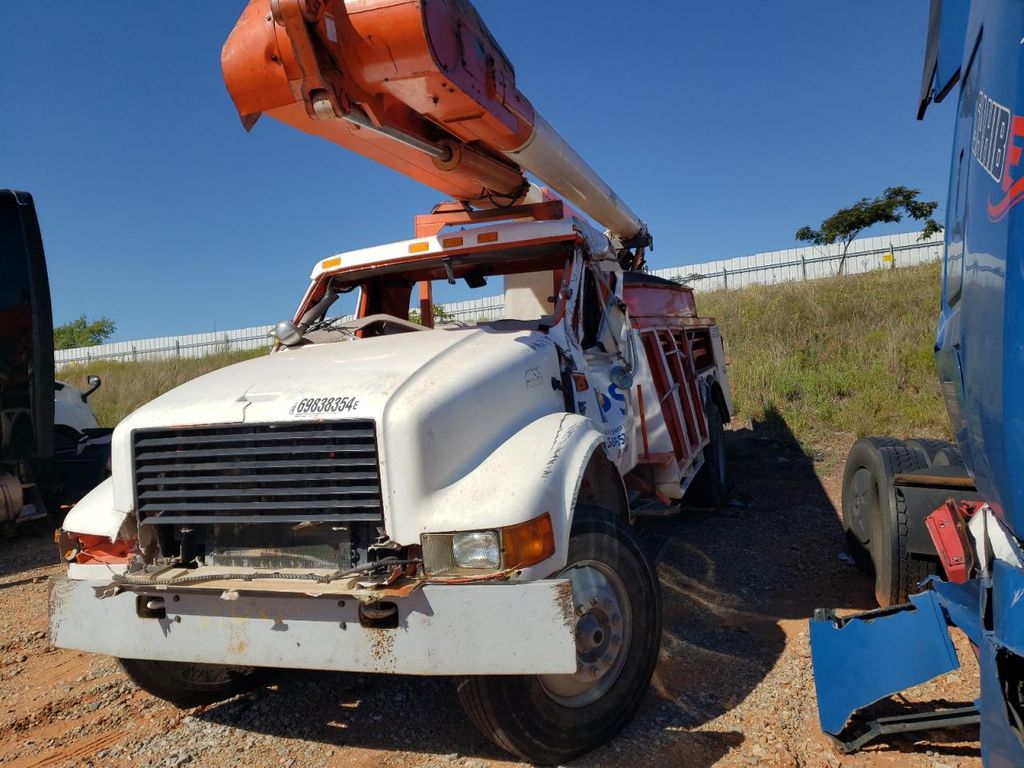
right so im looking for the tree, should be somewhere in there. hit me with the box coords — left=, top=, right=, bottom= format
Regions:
left=53, top=314, right=116, bottom=350
left=795, top=186, right=943, bottom=274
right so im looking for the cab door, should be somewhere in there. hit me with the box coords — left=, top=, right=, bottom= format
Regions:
left=571, top=260, right=638, bottom=473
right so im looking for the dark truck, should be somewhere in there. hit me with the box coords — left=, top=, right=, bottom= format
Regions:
left=1, top=189, right=108, bottom=532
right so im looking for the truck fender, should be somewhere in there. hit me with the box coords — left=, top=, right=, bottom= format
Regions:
left=414, top=412, right=618, bottom=580
left=62, top=478, right=134, bottom=541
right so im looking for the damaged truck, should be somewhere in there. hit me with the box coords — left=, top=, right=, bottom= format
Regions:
left=48, top=1, right=732, bottom=763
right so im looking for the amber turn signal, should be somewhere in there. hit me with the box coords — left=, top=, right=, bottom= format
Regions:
left=502, top=512, right=555, bottom=569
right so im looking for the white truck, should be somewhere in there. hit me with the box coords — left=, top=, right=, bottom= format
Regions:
left=49, top=1, right=733, bottom=763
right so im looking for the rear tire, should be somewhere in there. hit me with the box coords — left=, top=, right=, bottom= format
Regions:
left=117, top=658, right=268, bottom=708
left=456, top=506, right=661, bottom=764
left=841, top=438, right=937, bottom=607
left=904, top=437, right=964, bottom=469
left=688, top=399, right=728, bottom=507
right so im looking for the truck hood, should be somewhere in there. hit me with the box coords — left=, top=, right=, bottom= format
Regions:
left=109, top=326, right=565, bottom=523
left=117, top=328, right=493, bottom=427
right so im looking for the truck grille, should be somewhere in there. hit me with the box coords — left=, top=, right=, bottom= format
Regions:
left=131, top=421, right=383, bottom=526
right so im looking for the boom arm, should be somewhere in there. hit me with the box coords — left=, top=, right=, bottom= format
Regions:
left=222, top=0, right=648, bottom=245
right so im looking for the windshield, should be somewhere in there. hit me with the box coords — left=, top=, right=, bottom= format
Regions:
left=298, top=244, right=575, bottom=333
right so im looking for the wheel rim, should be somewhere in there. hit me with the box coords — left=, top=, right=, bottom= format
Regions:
left=847, top=466, right=876, bottom=545
left=538, top=560, right=632, bottom=708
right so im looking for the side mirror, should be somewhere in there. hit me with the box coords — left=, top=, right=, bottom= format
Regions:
left=610, top=363, right=634, bottom=390
left=272, top=320, right=304, bottom=347
left=84, top=374, right=102, bottom=400
left=605, top=298, right=629, bottom=341
left=606, top=299, right=638, bottom=375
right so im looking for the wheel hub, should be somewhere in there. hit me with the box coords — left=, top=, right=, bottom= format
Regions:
left=538, top=560, right=632, bottom=708
left=848, top=466, right=874, bottom=544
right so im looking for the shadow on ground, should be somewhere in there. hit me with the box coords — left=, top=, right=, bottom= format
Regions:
left=0, top=521, right=59, bottom=581
left=644, top=408, right=877, bottom=726
left=194, top=409, right=875, bottom=765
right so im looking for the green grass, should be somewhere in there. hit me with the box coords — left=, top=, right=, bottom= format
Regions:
left=60, top=263, right=951, bottom=450
left=698, top=261, right=950, bottom=446
left=60, top=349, right=265, bottom=427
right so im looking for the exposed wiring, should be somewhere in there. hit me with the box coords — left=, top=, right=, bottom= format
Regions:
left=112, top=558, right=423, bottom=587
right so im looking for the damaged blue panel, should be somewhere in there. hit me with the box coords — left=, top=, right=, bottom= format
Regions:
left=932, top=577, right=984, bottom=646
left=810, top=591, right=961, bottom=735
left=992, top=560, right=1024, bottom=655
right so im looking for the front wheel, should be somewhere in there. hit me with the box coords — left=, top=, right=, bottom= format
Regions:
left=117, top=658, right=268, bottom=708
left=456, top=506, right=661, bottom=765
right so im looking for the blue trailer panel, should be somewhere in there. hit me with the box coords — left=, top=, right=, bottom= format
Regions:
left=812, top=2, right=1024, bottom=765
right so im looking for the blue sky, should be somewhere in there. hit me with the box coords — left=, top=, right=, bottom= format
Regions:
left=2, top=2, right=955, bottom=340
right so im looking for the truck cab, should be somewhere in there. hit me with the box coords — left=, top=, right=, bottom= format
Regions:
left=50, top=202, right=731, bottom=764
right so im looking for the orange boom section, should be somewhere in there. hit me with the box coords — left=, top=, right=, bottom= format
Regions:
left=222, top=0, right=535, bottom=205
left=223, top=0, right=648, bottom=245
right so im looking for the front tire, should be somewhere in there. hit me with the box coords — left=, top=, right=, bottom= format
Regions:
left=117, top=658, right=267, bottom=708
left=456, top=506, right=661, bottom=764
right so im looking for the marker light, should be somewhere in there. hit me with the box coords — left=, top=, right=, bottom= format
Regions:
left=502, top=513, right=555, bottom=568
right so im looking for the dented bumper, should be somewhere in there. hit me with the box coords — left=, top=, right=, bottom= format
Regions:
left=49, top=575, right=577, bottom=675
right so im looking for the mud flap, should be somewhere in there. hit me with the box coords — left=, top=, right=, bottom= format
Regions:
left=810, top=591, right=960, bottom=736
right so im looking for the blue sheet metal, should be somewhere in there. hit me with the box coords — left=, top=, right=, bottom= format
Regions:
left=810, top=591, right=961, bottom=736
left=978, top=634, right=1024, bottom=768
left=992, top=560, right=1024, bottom=655
left=932, top=577, right=984, bottom=646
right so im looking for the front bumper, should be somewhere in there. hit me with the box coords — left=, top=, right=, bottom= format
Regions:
left=49, top=575, right=577, bottom=675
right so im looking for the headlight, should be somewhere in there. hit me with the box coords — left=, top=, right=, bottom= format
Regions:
left=420, top=513, right=556, bottom=576
left=452, top=531, right=500, bottom=569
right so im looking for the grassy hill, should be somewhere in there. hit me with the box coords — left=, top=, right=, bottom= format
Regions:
left=61, top=262, right=950, bottom=447
left=698, top=260, right=949, bottom=445
left=60, top=349, right=264, bottom=428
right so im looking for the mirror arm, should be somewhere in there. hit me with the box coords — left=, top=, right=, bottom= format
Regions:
left=83, top=376, right=102, bottom=400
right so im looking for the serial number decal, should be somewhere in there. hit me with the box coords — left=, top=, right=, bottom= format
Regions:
left=604, top=424, right=627, bottom=451
left=289, top=396, right=360, bottom=416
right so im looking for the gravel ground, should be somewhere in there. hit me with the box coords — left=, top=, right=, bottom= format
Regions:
left=0, top=424, right=982, bottom=768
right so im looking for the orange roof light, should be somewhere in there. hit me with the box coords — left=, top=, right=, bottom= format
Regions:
left=321, top=256, right=341, bottom=270
left=441, top=236, right=464, bottom=248
left=408, top=241, right=431, bottom=254
left=476, top=231, right=499, bottom=244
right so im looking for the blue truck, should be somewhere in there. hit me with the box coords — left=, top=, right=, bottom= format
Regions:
left=811, top=1, right=1024, bottom=764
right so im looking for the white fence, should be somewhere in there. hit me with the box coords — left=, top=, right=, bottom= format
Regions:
left=650, top=230, right=941, bottom=290
left=55, top=230, right=941, bottom=367
left=56, top=325, right=277, bottom=366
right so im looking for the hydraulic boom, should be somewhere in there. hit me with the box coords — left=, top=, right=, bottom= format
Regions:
left=222, top=0, right=649, bottom=247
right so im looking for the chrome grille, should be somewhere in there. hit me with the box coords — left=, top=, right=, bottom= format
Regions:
left=131, top=421, right=382, bottom=526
